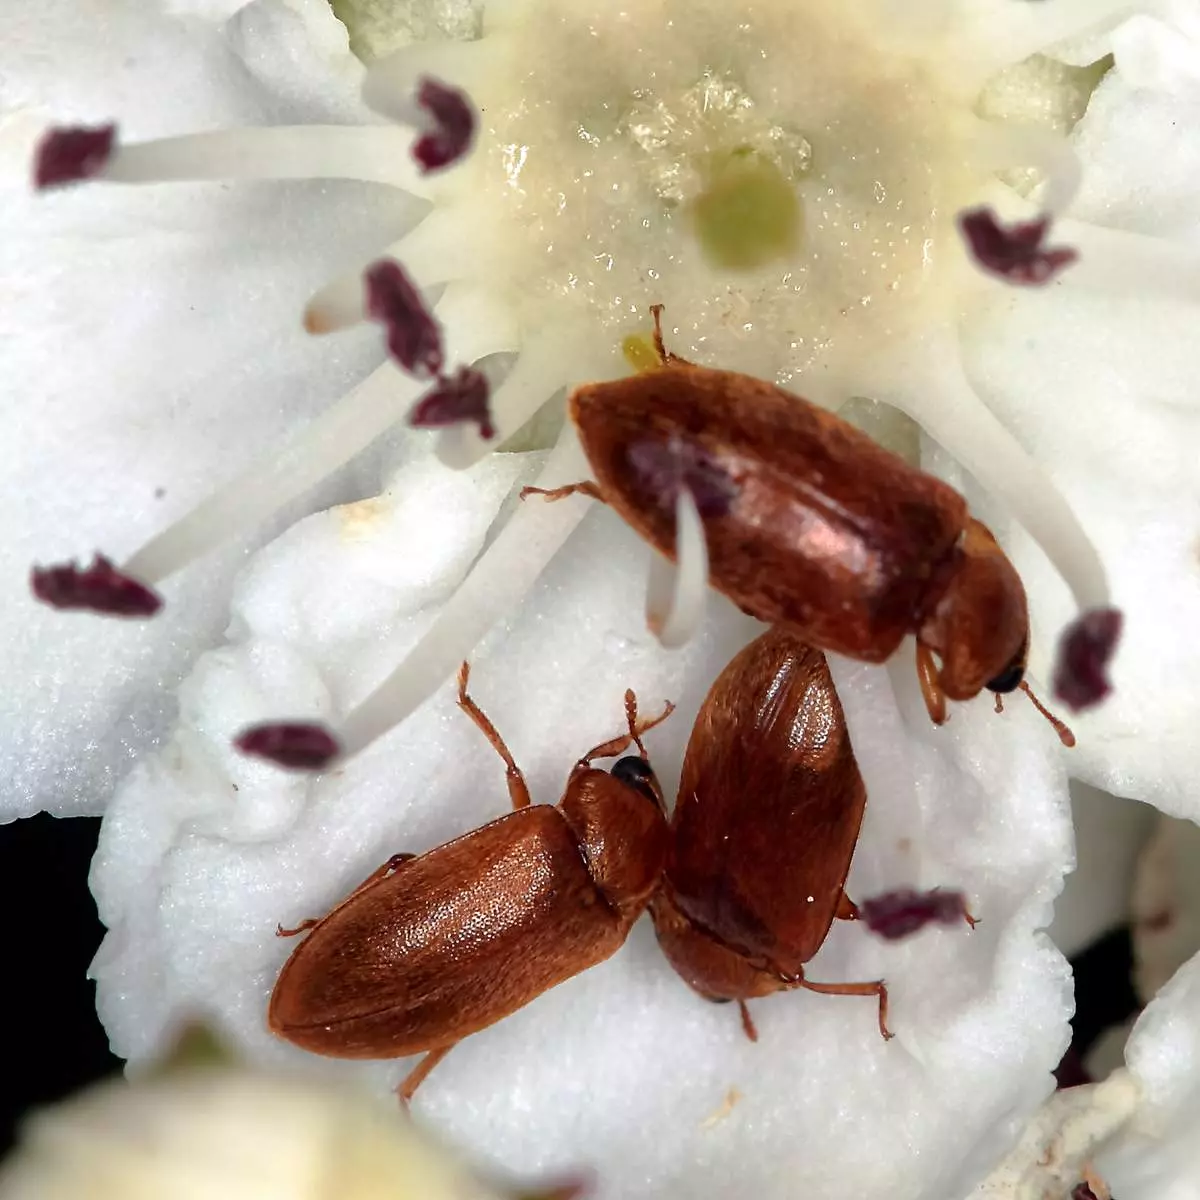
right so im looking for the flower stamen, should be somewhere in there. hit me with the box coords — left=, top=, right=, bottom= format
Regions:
left=859, top=888, right=977, bottom=939
left=958, top=207, right=1079, bottom=285
left=33, top=123, right=115, bottom=189
left=234, top=723, right=340, bottom=771
left=30, top=554, right=162, bottom=617
left=365, top=260, right=445, bottom=378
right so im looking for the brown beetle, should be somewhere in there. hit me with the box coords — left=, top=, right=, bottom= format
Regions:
left=527, top=308, right=1063, bottom=732
left=649, top=628, right=976, bottom=1042
left=268, top=663, right=673, bottom=1102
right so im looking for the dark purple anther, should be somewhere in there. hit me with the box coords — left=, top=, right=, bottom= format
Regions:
left=364, top=260, right=444, bottom=378
left=958, top=206, right=1078, bottom=285
left=627, top=437, right=739, bottom=519
left=408, top=366, right=494, bottom=439
left=412, top=77, right=477, bottom=173
left=234, top=723, right=340, bottom=771
left=1053, top=606, right=1123, bottom=711
left=34, top=123, right=117, bottom=190
left=859, top=888, right=975, bottom=941
left=31, top=553, right=162, bottom=617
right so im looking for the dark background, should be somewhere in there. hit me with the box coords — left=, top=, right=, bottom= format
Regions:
left=0, top=814, right=1138, bottom=1158
left=0, top=815, right=121, bottom=1156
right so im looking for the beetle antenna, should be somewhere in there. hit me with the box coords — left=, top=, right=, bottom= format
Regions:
left=1018, top=681, right=1076, bottom=748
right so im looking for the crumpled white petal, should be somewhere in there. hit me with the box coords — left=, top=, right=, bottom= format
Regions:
left=90, top=437, right=1073, bottom=1200
left=1101, top=949, right=1200, bottom=1199
left=0, top=0, right=416, bottom=818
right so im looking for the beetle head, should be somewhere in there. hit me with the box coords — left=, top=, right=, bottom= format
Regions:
left=611, top=754, right=666, bottom=812
left=919, top=518, right=1029, bottom=701
left=984, top=641, right=1028, bottom=695
left=561, top=763, right=670, bottom=920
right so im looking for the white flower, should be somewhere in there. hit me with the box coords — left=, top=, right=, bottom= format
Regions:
left=0, top=1051, right=547, bottom=1200
left=0, top=0, right=395, bottom=816
left=7, top=0, right=1200, bottom=1198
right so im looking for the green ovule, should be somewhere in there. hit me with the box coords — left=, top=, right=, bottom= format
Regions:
left=148, top=1020, right=238, bottom=1077
left=691, top=148, right=802, bottom=271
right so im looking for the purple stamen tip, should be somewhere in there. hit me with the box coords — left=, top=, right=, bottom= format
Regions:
left=627, top=437, right=739, bottom=519
left=364, top=259, right=444, bottom=378
left=859, top=888, right=972, bottom=941
left=1053, top=606, right=1123, bottom=711
left=958, top=206, right=1078, bottom=286
left=30, top=553, right=162, bottom=617
left=34, top=123, right=117, bottom=190
left=234, top=723, right=340, bottom=771
left=413, top=77, right=477, bottom=174
left=408, top=366, right=494, bottom=439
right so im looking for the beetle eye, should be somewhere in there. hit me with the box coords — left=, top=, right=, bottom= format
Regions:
left=611, top=755, right=661, bottom=806
left=986, top=662, right=1024, bottom=694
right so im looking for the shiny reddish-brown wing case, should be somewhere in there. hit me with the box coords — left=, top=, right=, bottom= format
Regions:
left=664, top=629, right=867, bottom=975
left=571, top=366, right=967, bottom=660
left=269, top=806, right=630, bottom=1057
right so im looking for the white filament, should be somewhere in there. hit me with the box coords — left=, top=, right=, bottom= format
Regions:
left=435, top=332, right=582, bottom=469
left=865, top=336, right=1111, bottom=613
left=303, top=208, right=478, bottom=336
left=972, top=120, right=1083, bottom=217
left=335, top=427, right=592, bottom=759
left=361, top=38, right=507, bottom=124
left=123, top=285, right=525, bottom=586
left=645, top=487, right=709, bottom=648
left=101, top=126, right=426, bottom=193
left=123, top=363, right=422, bottom=584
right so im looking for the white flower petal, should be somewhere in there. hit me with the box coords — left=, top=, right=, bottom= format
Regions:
left=0, top=0, right=415, bottom=818
left=1101, top=951, right=1200, bottom=1199
left=91, top=441, right=1073, bottom=1200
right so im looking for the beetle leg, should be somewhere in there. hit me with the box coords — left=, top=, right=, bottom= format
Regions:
left=397, top=1043, right=456, bottom=1106
left=798, top=977, right=893, bottom=1040
left=520, top=481, right=606, bottom=504
left=915, top=641, right=949, bottom=725
left=835, top=892, right=861, bottom=922
left=275, top=918, right=320, bottom=938
left=456, top=661, right=533, bottom=810
left=647, top=303, right=691, bottom=366
left=737, top=999, right=759, bottom=1043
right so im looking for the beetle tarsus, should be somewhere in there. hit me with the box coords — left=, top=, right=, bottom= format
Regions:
left=835, top=891, right=861, bottom=922
left=276, top=918, right=320, bottom=938
left=799, top=977, right=893, bottom=1040
left=521, top=481, right=606, bottom=504
left=456, top=661, right=533, bottom=809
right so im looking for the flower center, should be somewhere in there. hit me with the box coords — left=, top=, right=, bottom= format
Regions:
left=465, top=0, right=982, bottom=383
